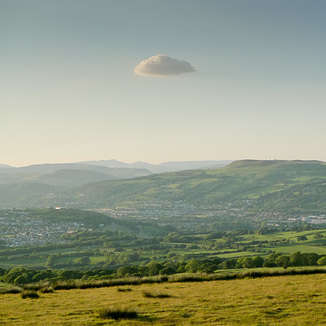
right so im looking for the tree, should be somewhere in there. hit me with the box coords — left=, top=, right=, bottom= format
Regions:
left=46, top=255, right=56, bottom=269
left=252, top=256, right=264, bottom=268
left=159, top=266, right=176, bottom=275
left=263, top=253, right=281, bottom=267
left=205, top=232, right=224, bottom=240
left=317, top=256, right=326, bottom=266
left=4, top=267, right=28, bottom=283
left=32, top=270, right=55, bottom=282
left=78, top=256, right=91, bottom=265
left=275, top=255, right=290, bottom=268
left=289, top=252, right=304, bottom=267
left=304, top=253, right=319, bottom=266
left=167, top=252, right=177, bottom=259
left=236, top=257, right=245, bottom=269
left=314, top=233, right=323, bottom=239
left=164, top=232, right=180, bottom=243
left=242, top=257, right=254, bottom=269
left=199, top=262, right=217, bottom=273
left=185, top=259, right=199, bottom=273
left=177, top=262, right=187, bottom=273
left=146, top=261, right=163, bottom=276
left=121, top=253, right=140, bottom=264
left=14, top=274, right=28, bottom=285
left=117, top=266, right=139, bottom=277
left=220, top=259, right=237, bottom=269
left=236, top=257, right=254, bottom=269
left=59, top=270, right=83, bottom=280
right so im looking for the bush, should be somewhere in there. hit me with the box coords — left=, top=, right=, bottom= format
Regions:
left=98, top=306, right=138, bottom=320
left=21, top=290, right=40, bottom=299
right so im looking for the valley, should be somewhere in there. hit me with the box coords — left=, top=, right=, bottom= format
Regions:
left=1, top=159, right=326, bottom=325
left=1, top=159, right=326, bottom=277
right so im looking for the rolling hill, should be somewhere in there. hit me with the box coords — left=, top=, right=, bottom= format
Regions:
left=44, top=160, right=326, bottom=214
left=0, top=160, right=325, bottom=213
left=0, top=163, right=151, bottom=208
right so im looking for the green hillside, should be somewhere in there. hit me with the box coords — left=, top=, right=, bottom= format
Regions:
left=50, top=160, right=326, bottom=213
left=0, top=183, right=56, bottom=208
left=27, top=169, right=115, bottom=187
left=0, top=164, right=152, bottom=208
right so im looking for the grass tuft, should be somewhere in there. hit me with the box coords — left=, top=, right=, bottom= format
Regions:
left=142, top=290, right=172, bottom=298
left=21, top=290, right=40, bottom=299
left=98, top=306, right=138, bottom=320
left=39, top=286, right=54, bottom=293
left=0, top=287, right=22, bottom=294
left=117, top=287, right=132, bottom=292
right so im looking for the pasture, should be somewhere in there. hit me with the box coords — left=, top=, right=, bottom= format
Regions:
left=1, top=273, right=326, bottom=325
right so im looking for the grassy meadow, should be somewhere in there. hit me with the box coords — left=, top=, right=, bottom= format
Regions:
left=1, top=273, right=326, bottom=325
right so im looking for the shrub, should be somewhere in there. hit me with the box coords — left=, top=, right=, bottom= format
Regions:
left=21, top=290, right=40, bottom=299
left=98, top=306, right=138, bottom=320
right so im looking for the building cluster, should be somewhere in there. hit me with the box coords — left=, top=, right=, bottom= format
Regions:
left=0, top=211, right=83, bottom=247
left=1, top=205, right=325, bottom=248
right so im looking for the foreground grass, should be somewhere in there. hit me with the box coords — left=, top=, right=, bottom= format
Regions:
left=1, top=273, right=326, bottom=325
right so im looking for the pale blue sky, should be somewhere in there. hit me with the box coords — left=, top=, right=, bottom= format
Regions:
left=1, top=0, right=326, bottom=166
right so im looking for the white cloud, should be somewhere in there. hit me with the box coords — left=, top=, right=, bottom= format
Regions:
left=134, top=54, right=195, bottom=76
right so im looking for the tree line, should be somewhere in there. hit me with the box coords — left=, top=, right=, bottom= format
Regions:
left=2, top=251, right=326, bottom=286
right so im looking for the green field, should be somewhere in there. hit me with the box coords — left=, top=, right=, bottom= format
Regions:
left=1, top=273, right=326, bottom=325
left=2, top=228, right=326, bottom=271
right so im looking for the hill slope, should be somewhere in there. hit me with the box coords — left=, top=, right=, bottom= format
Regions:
left=47, top=160, right=326, bottom=213
left=0, top=163, right=151, bottom=208
left=0, top=183, right=56, bottom=208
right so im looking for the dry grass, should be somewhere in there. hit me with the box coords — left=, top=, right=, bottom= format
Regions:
left=1, top=273, right=326, bottom=325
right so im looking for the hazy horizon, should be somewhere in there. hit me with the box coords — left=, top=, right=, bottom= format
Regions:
left=2, top=1, right=326, bottom=166
left=2, top=157, right=326, bottom=169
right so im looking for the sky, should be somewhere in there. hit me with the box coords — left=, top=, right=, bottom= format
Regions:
left=1, top=0, right=326, bottom=166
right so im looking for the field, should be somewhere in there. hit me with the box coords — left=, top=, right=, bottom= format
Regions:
left=3, top=224, right=326, bottom=271
left=1, top=273, right=326, bottom=325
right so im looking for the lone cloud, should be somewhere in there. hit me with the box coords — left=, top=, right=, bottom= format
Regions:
left=134, top=54, right=195, bottom=77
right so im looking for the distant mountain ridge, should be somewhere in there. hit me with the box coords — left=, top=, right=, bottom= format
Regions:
left=0, top=159, right=325, bottom=214
left=0, top=164, right=12, bottom=168
left=77, top=159, right=232, bottom=173
left=16, top=159, right=326, bottom=214
left=0, top=160, right=232, bottom=188
left=59, top=159, right=326, bottom=213
left=0, top=159, right=231, bottom=208
left=0, top=162, right=151, bottom=187
left=0, top=159, right=232, bottom=174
